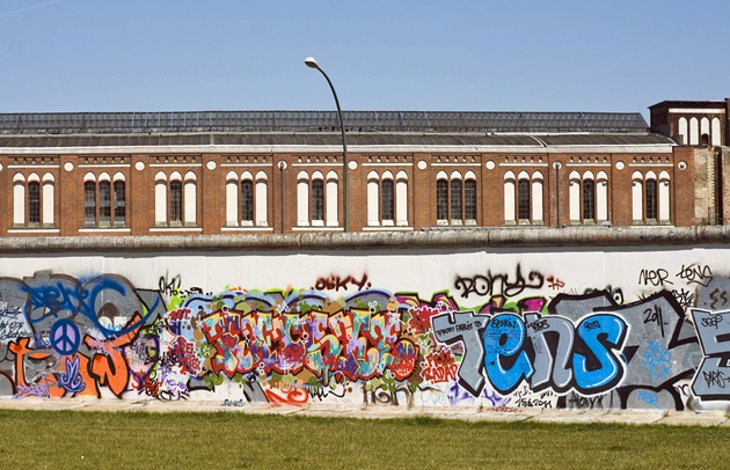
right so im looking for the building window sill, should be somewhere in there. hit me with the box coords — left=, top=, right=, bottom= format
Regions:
left=8, top=227, right=60, bottom=234
left=149, top=226, right=203, bottom=233
left=362, top=226, right=414, bottom=232
left=291, top=226, right=344, bottom=232
left=220, top=226, right=273, bottom=232
left=631, top=221, right=673, bottom=227
left=78, top=227, right=131, bottom=233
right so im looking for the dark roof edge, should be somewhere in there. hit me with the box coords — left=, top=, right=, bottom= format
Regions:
left=649, top=100, right=728, bottom=109
left=0, top=226, right=727, bottom=254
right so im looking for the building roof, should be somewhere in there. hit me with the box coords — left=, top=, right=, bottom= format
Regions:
left=0, top=110, right=649, bottom=135
left=0, top=131, right=672, bottom=149
left=648, top=100, right=728, bottom=110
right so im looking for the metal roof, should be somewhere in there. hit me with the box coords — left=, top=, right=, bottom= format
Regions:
left=0, top=110, right=649, bottom=135
left=0, top=132, right=672, bottom=148
left=537, top=134, right=673, bottom=146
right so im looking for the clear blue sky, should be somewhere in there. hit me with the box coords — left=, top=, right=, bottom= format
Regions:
left=0, top=0, right=727, bottom=116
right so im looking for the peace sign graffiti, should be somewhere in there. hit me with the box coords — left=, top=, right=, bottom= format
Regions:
left=50, top=319, right=81, bottom=356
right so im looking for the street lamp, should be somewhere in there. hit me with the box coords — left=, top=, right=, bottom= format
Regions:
left=304, top=56, right=349, bottom=232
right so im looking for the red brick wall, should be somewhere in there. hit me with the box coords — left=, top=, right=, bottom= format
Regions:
left=0, top=148, right=698, bottom=237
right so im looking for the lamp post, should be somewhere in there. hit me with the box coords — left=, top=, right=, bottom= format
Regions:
left=304, top=56, right=349, bottom=232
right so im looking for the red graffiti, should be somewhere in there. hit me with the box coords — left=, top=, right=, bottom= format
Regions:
left=264, top=385, right=310, bottom=406
left=407, top=306, right=440, bottom=335
left=170, top=337, right=201, bottom=375
left=390, top=340, right=418, bottom=380
left=547, top=276, right=565, bottom=290
left=420, top=348, right=458, bottom=383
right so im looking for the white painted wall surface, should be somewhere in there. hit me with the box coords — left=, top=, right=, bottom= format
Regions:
left=0, top=245, right=722, bottom=305
left=2, top=245, right=730, bottom=411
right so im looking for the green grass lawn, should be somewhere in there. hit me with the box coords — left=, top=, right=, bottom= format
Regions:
left=0, top=409, right=728, bottom=469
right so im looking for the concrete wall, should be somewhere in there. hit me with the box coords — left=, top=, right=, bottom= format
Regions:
left=2, top=231, right=730, bottom=412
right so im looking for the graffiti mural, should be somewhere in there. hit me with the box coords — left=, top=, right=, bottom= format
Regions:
left=0, top=258, right=729, bottom=412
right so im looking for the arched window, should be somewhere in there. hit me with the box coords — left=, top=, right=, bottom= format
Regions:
left=631, top=171, right=644, bottom=223
left=155, top=171, right=196, bottom=227
left=395, top=171, right=409, bottom=226
left=632, top=170, right=669, bottom=225
left=10, top=172, right=56, bottom=230
left=570, top=170, right=606, bottom=224
left=113, top=175, right=126, bottom=225
left=99, top=181, right=112, bottom=224
left=531, top=171, right=543, bottom=223
left=325, top=171, right=338, bottom=226
left=42, top=173, right=55, bottom=226
left=645, top=178, right=658, bottom=221
left=296, top=171, right=309, bottom=226
left=226, top=171, right=268, bottom=228
left=168, top=171, right=184, bottom=224
left=568, top=171, right=581, bottom=222
left=155, top=171, right=168, bottom=225
left=28, top=181, right=41, bottom=224
left=503, top=171, right=516, bottom=224
left=658, top=171, right=671, bottom=224
left=381, top=178, right=394, bottom=222
left=517, top=178, right=531, bottom=221
left=689, top=117, right=699, bottom=145
left=700, top=117, right=710, bottom=147
left=465, top=178, right=477, bottom=221
left=13, top=174, right=26, bottom=226
left=504, top=170, right=542, bottom=225
left=450, top=178, right=463, bottom=222
left=596, top=171, right=608, bottom=222
left=311, top=178, right=324, bottom=223
left=582, top=179, right=595, bottom=222
left=436, top=173, right=448, bottom=222
left=678, top=117, right=688, bottom=145
left=241, top=179, right=254, bottom=222
left=84, top=180, right=97, bottom=225
left=255, top=171, right=269, bottom=226
left=435, top=170, right=476, bottom=225
left=295, top=170, right=339, bottom=228
left=367, top=171, right=380, bottom=226
left=183, top=172, right=197, bottom=225
left=711, top=118, right=722, bottom=146
left=367, top=170, right=408, bottom=228
left=169, top=180, right=183, bottom=224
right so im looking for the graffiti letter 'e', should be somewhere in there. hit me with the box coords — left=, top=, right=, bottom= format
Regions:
left=483, top=313, right=534, bottom=395
left=572, top=314, right=627, bottom=394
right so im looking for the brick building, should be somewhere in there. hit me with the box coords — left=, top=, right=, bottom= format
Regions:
left=650, top=98, right=730, bottom=225
left=650, top=99, right=728, bottom=147
left=0, top=109, right=700, bottom=236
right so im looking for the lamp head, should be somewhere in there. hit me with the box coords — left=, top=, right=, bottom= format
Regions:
left=304, top=56, right=319, bottom=69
